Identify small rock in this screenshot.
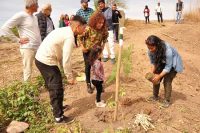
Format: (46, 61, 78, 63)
(6, 121, 29, 133)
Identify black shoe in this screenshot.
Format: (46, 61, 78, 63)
(55, 115, 75, 124)
(102, 58, 109, 62)
(87, 83, 94, 94)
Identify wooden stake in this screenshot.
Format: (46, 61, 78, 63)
(114, 27, 125, 121)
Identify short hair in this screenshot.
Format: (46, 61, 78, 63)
(24, 0, 38, 8)
(72, 15, 87, 25)
(42, 3, 51, 10)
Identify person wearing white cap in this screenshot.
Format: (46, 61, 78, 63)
(0, 0, 41, 81)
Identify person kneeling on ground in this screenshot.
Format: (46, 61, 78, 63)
(35, 15, 87, 123)
(145, 35, 183, 108)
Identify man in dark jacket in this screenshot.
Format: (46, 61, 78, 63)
(112, 4, 122, 43)
(176, 0, 184, 24)
(36, 4, 55, 41)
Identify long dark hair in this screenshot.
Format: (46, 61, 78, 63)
(89, 45, 102, 65)
(146, 35, 166, 73)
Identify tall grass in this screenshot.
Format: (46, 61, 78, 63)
(184, 0, 200, 22)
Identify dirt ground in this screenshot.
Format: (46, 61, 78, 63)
(0, 20, 200, 132)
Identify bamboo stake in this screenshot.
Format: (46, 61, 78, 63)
(114, 27, 125, 121)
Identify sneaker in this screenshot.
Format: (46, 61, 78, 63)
(95, 100, 105, 104)
(87, 83, 94, 94)
(110, 58, 115, 64)
(102, 58, 109, 62)
(55, 115, 75, 124)
(160, 100, 170, 108)
(146, 96, 159, 102)
(95, 101, 106, 108)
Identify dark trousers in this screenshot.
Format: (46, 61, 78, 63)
(92, 80, 103, 102)
(35, 59, 64, 118)
(153, 69, 177, 102)
(113, 24, 119, 41)
(157, 12, 163, 23)
(83, 52, 91, 83)
(74, 35, 78, 47)
(145, 16, 150, 24)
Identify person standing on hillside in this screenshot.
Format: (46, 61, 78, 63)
(98, 0, 116, 64)
(112, 4, 122, 43)
(176, 0, 184, 24)
(145, 35, 183, 108)
(59, 14, 66, 28)
(155, 2, 163, 23)
(144, 5, 150, 24)
(36, 3, 55, 41)
(76, 0, 94, 23)
(35, 16, 87, 123)
(1, 0, 41, 82)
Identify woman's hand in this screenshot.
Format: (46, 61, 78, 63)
(152, 74, 161, 84)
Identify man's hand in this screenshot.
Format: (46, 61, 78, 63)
(19, 37, 29, 44)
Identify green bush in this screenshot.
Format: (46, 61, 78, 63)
(0, 81, 53, 132)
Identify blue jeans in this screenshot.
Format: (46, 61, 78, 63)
(176, 11, 182, 23)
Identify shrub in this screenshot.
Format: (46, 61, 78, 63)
(0, 81, 53, 132)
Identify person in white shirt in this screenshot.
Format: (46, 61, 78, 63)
(35, 15, 87, 123)
(1, 0, 41, 81)
(155, 2, 163, 23)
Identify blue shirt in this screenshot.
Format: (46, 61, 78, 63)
(148, 42, 183, 73)
(76, 7, 94, 23)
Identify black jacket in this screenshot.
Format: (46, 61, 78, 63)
(112, 10, 122, 23)
(176, 2, 183, 11)
(36, 12, 55, 41)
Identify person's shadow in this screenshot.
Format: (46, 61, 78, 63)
(171, 90, 187, 103)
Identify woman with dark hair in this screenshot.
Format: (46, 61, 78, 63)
(145, 35, 183, 108)
(89, 45, 106, 107)
(78, 11, 108, 94)
(144, 5, 150, 24)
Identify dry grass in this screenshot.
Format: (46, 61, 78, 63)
(184, 0, 200, 22)
(184, 8, 200, 22)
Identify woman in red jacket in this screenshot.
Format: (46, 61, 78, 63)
(144, 5, 150, 24)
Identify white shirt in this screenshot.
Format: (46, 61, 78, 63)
(35, 27, 75, 78)
(155, 6, 163, 13)
(1, 11, 41, 49)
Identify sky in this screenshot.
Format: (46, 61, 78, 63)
(0, 0, 198, 27)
